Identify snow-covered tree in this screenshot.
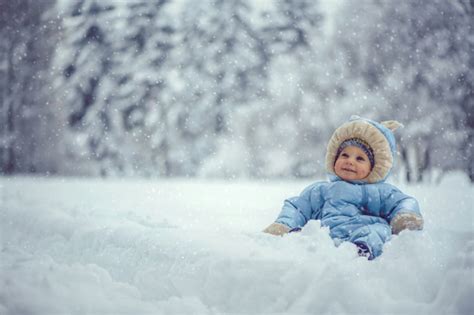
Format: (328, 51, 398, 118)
(104, 0, 181, 176)
(261, 0, 323, 55)
(54, 0, 123, 175)
(172, 0, 273, 177)
(178, 0, 268, 133)
(242, 0, 326, 178)
(55, 0, 181, 176)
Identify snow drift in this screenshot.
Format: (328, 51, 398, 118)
(0, 174, 473, 314)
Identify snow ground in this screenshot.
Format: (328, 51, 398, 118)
(0, 174, 473, 315)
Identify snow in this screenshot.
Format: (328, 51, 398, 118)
(1, 174, 473, 314)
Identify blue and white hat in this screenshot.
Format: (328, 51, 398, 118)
(326, 116, 403, 183)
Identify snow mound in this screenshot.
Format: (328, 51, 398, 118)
(1, 176, 473, 314)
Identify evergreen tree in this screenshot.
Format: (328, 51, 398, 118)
(178, 0, 268, 134)
(105, 0, 179, 176)
(55, 0, 122, 175)
(261, 0, 323, 54)
(240, 0, 325, 177)
(56, 0, 178, 176)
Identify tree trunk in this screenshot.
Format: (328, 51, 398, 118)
(400, 146, 412, 183)
(467, 132, 474, 183)
(416, 141, 430, 183)
(3, 39, 16, 174)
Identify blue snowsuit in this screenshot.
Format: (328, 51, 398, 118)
(275, 177, 421, 259)
(275, 118, 421, 259)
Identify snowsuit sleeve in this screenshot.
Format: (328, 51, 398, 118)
(275, 182, 324, 230)
(380, 184, 422, 223)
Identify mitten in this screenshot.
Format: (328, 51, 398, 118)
(390, 212, 424, 234)
(263, 222, 290, 236)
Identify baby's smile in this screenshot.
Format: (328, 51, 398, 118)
(341, 167, 356, 173)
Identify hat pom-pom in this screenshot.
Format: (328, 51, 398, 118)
(381, 120, 403, 132)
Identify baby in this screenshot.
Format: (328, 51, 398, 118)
(263, 116, 424, 259)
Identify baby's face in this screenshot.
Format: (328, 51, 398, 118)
(334, 146, 372, 181)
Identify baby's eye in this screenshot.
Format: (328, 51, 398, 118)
(357, 156, 366, 162)
(341, 153, 349, 158)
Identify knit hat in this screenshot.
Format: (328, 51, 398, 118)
(326, 116, 403, 183)
(336, 138, 375, 170)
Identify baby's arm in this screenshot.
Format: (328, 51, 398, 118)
(263, 182, 323, 236)
(381, 185, 424, 234)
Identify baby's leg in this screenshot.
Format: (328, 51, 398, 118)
(348, 223, 391, 259)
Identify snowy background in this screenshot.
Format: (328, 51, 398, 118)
(1, 173, 473, 314)
(0, 0, 473, 181)
(1, 0, 474, 314)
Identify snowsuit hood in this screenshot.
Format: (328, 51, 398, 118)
(326, 116, 403, 184)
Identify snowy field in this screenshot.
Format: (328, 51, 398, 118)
(1, 174, 473, 315)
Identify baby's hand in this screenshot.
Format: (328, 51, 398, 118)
(263, 222, 290, 236)
(390, 212, 424, 234)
